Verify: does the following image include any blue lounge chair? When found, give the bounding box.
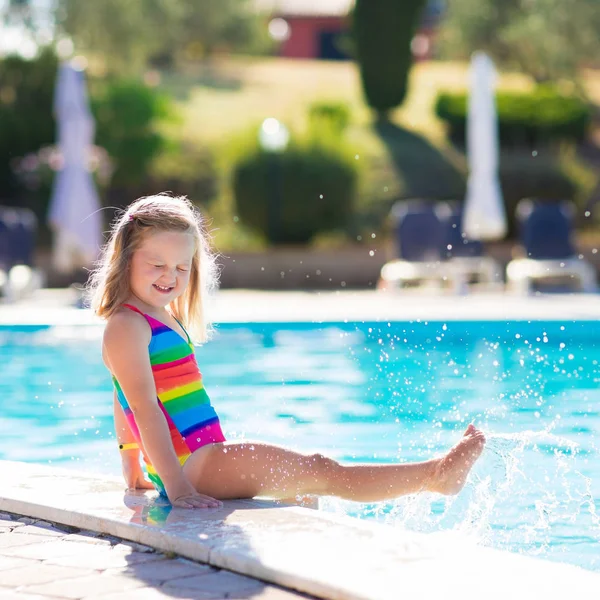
[506,200,597,293]
[379,200,446,289]
[438,203,503,289]
[0,209,13,274]
[0,206,39,300]
[0,207,37,268]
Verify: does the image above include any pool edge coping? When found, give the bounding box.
[2,460,600,600]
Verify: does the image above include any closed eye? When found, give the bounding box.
[177,267,189,272]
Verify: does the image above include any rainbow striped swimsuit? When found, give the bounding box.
[114,303,226,496]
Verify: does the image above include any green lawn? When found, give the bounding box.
[162,57,537,142]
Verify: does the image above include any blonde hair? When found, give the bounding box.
[87,194,219,343]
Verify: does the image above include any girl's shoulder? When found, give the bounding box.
[102,307,153,370]
[104,306,152,347]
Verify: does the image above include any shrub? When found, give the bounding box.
[232,134,358,245]
[0,48,58,200]
[92,80,172,188]
[435,88,591,149]
[150,140,218,207]
[308,101,350,137]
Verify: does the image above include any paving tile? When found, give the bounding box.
[105,556,213,583]
[0,516,24,530]
[162,570,267,595]
[23,572,147,599]
[0,532,55,550]
[227,587,314,600]
[47,548,165,570]
[112,541,155,553]
[0,586,50,600]
[18,524,70,537]
[0,563,96,587]
[100,535,125,546]
[84,587,215,600]
[63,532,112,546]
[0,556,39,572]
[2,539,102,560]
[0,518,18,529]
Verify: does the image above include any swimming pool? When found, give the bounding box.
[1,320,598,571]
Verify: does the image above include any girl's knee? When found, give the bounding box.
[307,453,341,484]
[308,452,335,467]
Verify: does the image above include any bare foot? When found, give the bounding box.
[429,424,486,495]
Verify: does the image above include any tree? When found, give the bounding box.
[353,0,427,120]
[170,0,265,59]
[440,0,600,86]
[55,0,177,73]
[50,0,264,73]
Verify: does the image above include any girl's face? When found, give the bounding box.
[129,230,195,310]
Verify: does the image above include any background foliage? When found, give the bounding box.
[440,0,600,86]
[55,0,267,74]
[0,48,57,199]
[233,116,359,245]
[435,88,592,149]
[352,0,427,118]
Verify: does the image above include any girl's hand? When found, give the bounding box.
[167,478,222,509]
[122,456,154,491]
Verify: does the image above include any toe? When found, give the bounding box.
[465,423,476,435]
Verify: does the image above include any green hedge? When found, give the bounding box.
[92,80,171,188]
[435,88,591,148]
[0,48,57,199]
[308,101,350,137]
[233,136,358,245]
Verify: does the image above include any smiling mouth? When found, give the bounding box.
[153,284,174,293]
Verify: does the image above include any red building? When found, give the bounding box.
[256,0,444,61]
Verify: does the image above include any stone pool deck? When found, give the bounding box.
[2,289,600,599]
[0,510,309,600]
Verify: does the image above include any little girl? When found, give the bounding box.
[90,194,486,509]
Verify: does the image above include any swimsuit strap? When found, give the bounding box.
[122,303,145,316]
[172,314,191,344]
[122,303,190,343]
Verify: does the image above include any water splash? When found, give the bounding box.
[321,429,599,571]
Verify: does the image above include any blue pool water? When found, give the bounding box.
[1,320,599,571]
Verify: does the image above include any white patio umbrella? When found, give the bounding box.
[48,61,102,274]
[462,52,507,241]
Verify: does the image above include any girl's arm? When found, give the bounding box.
[103,312,192,500]
[114,390,153,490]
[113,390,139,455]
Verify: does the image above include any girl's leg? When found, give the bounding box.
[183,425,485,502]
